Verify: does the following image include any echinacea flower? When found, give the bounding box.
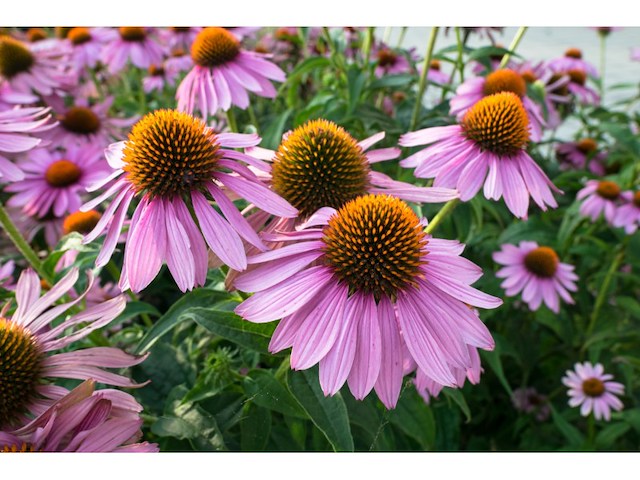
[101,27,165,74]
[0,35,71,96]
[373,44,414,78]
[42,95,137,149]
[0,106,55,182]
[449,69,546,141]
[493,241,578,313]
[159,27,202,51]
[65,27,117,71]
[548,48,598,78]
[556,138,607,175]
[613,190,640,234]
[512,387,550,422]
[424,59,449,85]
[234,194,501,409]
[82,109,297,293]
[0,267,146,430]
[562,362,624,421]
[0,260,15,289]
[142,63,177,94]
[400,92,560,219]
[563,68,600,105]
[0,380,158,452]
[177,27,286,118]
[577,179,622,224]
[5,143,110,218]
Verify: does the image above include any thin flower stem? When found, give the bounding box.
[586,414,596,450]
[424,198,460,234]
[0,204,53,284]
[225,108,239,133]
[396,27,408,48]
[455,27,465,83]
[247,105,259,133]
[499,27,528,69]
[363,27,375,67]
[585,244,626,341]
[409,27,439,132]
[599,33,607,103]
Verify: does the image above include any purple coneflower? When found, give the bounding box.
[81,109,296,293]
[556,138,607,175]
[562,362,624,421]
[564,68,600,105]
[43,95,136,149]
[548,48,598,78]
[0,380,158,452]
[142,63,178,94]
[400,92,560,219]
[177,27,285,118]
[0,260,15,290]
[0,35,71,96]
[0,106,55,182]
[101,27,165,74]
[373,44,414,78]
[234,194,501,409]
[5,143,109,218]
[159,27,202,51]
[493,241,578,313]
[0,267,146,430]
[613,190,640,234]
[512,387,550,422]
[449,69,546,141]
[577,179,622,224]
[424,59,449,85]
[65,27,117,71]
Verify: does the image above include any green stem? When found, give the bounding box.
[274,355,291,381]
[499,27,528,69]
[247,105,259,132]
[0,204,53,284]
[585,245,626,340]
[225,108,239,133]
[587,414,596,450]
[424,198,460,234]
[409,27,439,132]
[455,27,465,83]
[106,259,153,328]
[396,27,407,48]
[363,27,375,67]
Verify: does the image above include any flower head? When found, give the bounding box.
[65,27,117,71]
[82,109,296,293]
[234,194,501,409]
[0,35,71,96]
[101,27,166,73]
[0,380,158,452]
[493,241,578,313]
[6,143,110,218]
[562,362,624,421]
[577,179,622,224]
[556,138,607,175]
[613,190,640,234]
[0,267,146,430]
[548,48,598,78]
[512,387,550,422]
[400,92,560,219]
[177,27,286,118]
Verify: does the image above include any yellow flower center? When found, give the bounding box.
[461,92,530,156]
[122,109,221,198]
[596,180,620,200]
[190,27,240,68]
[1,442,37,453]
[523,246,559,278]
[271,119,370,218]
[60,106,101,135]
[67,27,92,46]
[63,210,102,235]
[0,318,44,427]
[119,27,146,42]
[0,36,34,79]
[45,160,82,188]
[582,378,605,397]
[565,48,583,59]
[576,138,597,154]
[27,28,47,43]
[482,69,527,98]
[322,194,427,302]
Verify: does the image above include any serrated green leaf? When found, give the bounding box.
[287,368,354,452]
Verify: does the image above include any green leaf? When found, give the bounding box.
[135,288,231,354]
[389,388,436,449]
[286,368,354,452]
[442,388,471,423]
[595,422,630,449]
[347,65,367,113]
[243,369,308,419]
[261,108,292,150]
[480,348,513,396]
[616,296,640,319]
[281,56,331,88]
[152,401,226,451]
[112,301,161,326]
[185,306,276,353]
[369,73,415,90]
[240,403,272,451]
[550,406,584,447]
